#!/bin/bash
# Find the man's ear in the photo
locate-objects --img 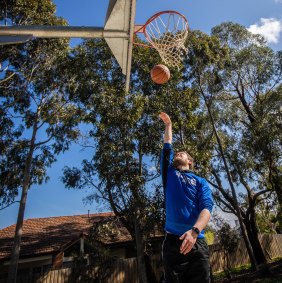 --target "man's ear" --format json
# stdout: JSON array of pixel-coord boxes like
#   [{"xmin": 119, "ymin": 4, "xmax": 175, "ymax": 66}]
[{"xmin": 187, "ymin": 160, "xmax": 192, "ymax": 165}]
